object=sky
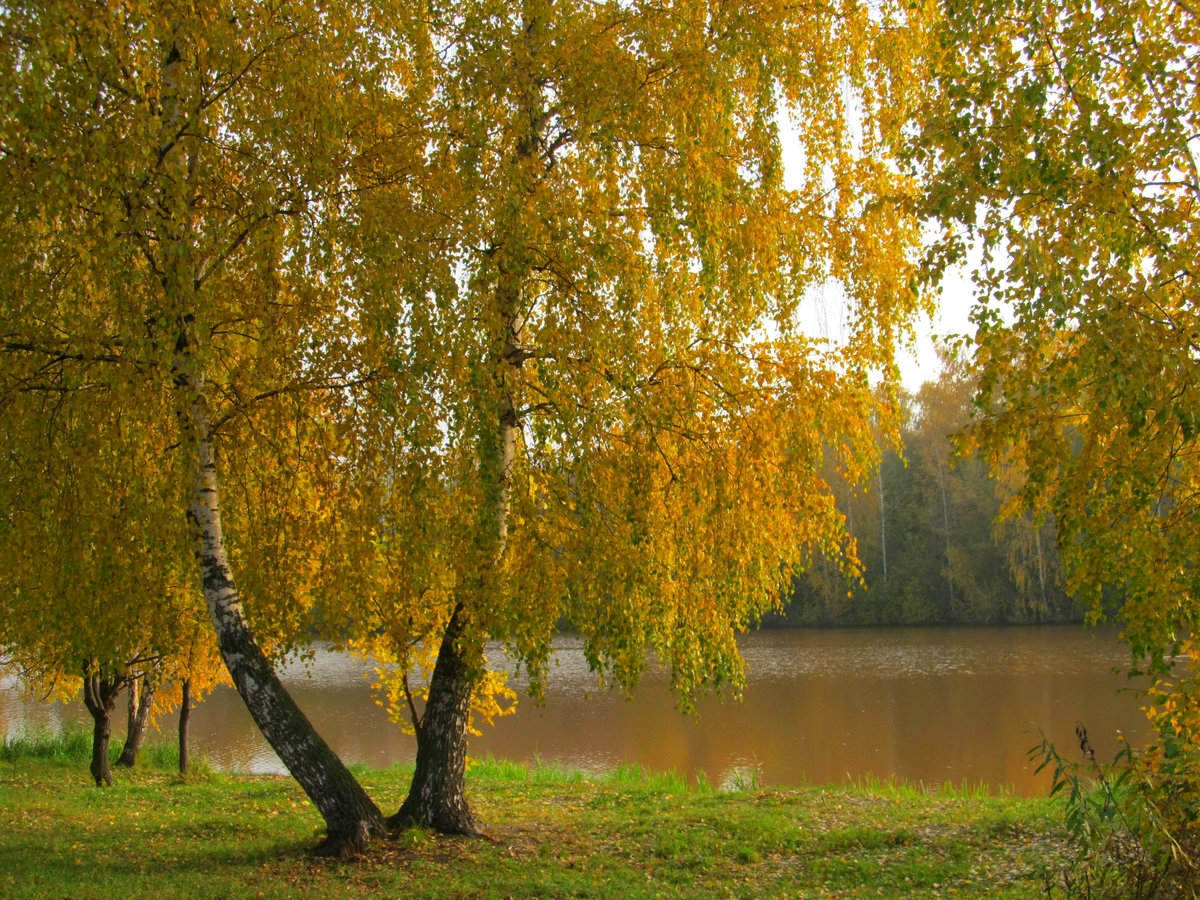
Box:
[790,259,978,392]
[777,107,979,392]
[896,268,976,390]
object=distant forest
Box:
[777,353,1083,627]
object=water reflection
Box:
[0,626,1147,795]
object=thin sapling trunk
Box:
[178,677,192,775]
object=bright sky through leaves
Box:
[778,104,973,389]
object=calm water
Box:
[0,626,1148,795]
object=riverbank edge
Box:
[0,737,1067,899]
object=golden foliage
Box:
[0,0,930,737]
[320,0,932,720]
[915,0,1200,667]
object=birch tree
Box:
[0,0,420,853]
[916,1,1200,885]
[915,0,1200,665]
[329,0,930,834]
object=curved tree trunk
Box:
[169,252,383,853]
[152,24,383,857]
[389,603,479,835]
[178,368,385,855]
[116,676,156,768]
[391,262,523,836]
[390,231,524,835]
[81,672,123,787]
[390,7,543,835]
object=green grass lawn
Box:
[0,735,1066,898]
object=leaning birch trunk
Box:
[153,21,382,856]
[174,353,385,855]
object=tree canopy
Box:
[317,0,930,832]
[912,2,1200,888]
[0,0,417,850]
[914,0,1199,669]
[2,0,931,844]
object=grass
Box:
[0,728,94,763]
[0,731,1067,898]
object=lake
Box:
[0,625,1148,796]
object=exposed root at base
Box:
[311,820,385,860]
[387,808,484,839]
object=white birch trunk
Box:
[157,25,382,855]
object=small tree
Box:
[0,387,211,785]
[116,607,227,771]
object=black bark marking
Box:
[389,602,481,836]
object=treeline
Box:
[779,354,1083,627]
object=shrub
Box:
[1034,701,1200,896]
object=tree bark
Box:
[388,602,479,835]
[81,671,123,787]
[116,676,156,768]
[935,460,955,616]
[391,260,523,837]
[178,370,385,855]
[1034,526,1048,622]
[169,260,384,852]
[391,2,539,837]
[126,677,139,737]
[154,23,383,856]
[877,465,889,586]
[178,676,192,775]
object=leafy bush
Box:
[1034,712,1200,897]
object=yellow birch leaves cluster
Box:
[0,0,930,732]
[915,0,1200,854]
